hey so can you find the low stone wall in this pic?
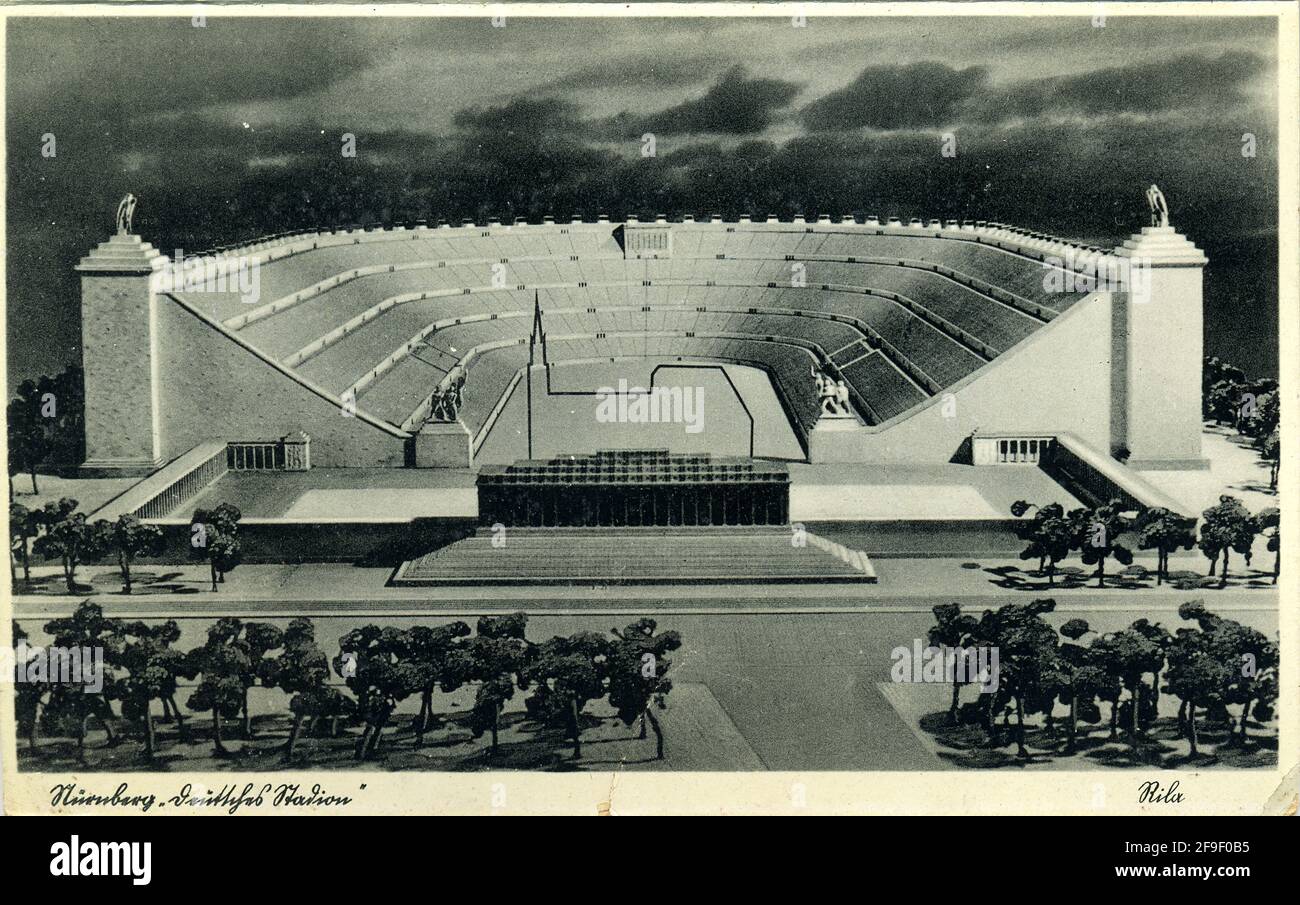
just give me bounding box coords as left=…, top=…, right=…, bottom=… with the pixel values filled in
left=143, top=517, right=474, bottom=566
left=803, top=519, right=1024, bottom=558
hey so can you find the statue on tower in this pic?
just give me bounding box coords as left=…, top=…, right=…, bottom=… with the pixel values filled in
left=1146, top=184, right=1169, bottom=228
left=116, top=193, right=137, bottom=235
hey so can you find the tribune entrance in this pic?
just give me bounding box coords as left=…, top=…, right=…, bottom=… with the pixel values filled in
left=476, top=449, right=790, bottom=528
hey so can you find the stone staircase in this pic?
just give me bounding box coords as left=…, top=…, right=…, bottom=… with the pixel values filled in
left=391, top=526, right=876, bottom=586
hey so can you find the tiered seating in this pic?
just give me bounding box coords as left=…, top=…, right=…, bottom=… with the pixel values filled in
left=174, top=228, right=624, bottom=326
left=187, top=222, right=1100, bottom=441
left=838, top=353, right=929, bottom=424
left=765, top=231, right=1085, bottom=311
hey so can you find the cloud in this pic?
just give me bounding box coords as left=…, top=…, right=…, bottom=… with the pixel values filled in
left=801, top=63, right=991, bottom=131
left=538, top=53, right=733, bottom=92
left=609, top=66, right=802, bottom=137
left=452, top=97, right=588, bottom=138
left=7, top=18, right=384, bottom=115
left=798, top=51, right=1269, bottom=133
left=970, top=51, right=1269, bottom=120
left=4, top=17, right=1281, bottom=385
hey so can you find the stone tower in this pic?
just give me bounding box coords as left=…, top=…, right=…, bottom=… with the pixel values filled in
left=76, top=232, right=170, bottom=475
left=1111, top=223, right=1210, bottom=470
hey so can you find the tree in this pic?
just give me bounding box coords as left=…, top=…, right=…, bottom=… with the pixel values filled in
left=101, top=515, right=166, bottom=595
left=195, top=502, right=243, bottom=537
left=1254, top=507, right=1280, bottom=585
left=405, top=620, right=472, bottom=746
left=206, top=536, right=242, bottom=592
left=607, top=618, right=682, bottom=759
left=524, top=632, right=609, bottom=759
left=927, top=603, right=979, bottom=723
left=1198, top=495, right=1256, bottom=587
left=1202, top=357, right=1246, bottom=420
left=1241, top=388, right=1280, bottom=443
left=41, top=602, right=125, bottom=761
left=237, top=622, right=284, bottom=737
left=445, top=613, right=530, bottom=755
left=49, top=364, right=86, bottom=464
left=118, top=620, right=188, bottom=757
left=1089, top=627, right=1164, bottom=752
left=1260, top=429, right=1280, bottom=491
left=1135, top=507, right=1197, bottom=585
left=1128, top=618, right=1171, bottom=728
left=183, top=618, right=251, bottom=755
left=966, top=600, right=1059, bottom=757
left=191, top=504, right=243, bottom=591
left=1177, top=598, right=1220, bottom=631
left=1093, top=664, right=1126, bottom=741
left=1204, top=379, right=1243, bottom=427
left=1010, top=501, right=1073, bottom=585
left=7, top=378, right=56, bottom=494
left=334, top=626, right=422, bottom=760
left=263, top=619, right=354, bottom=763
left=1211, top=619, right=1278, bottom=745
left=1057, top=619, right=1103, bottom=754
left=1070, top=500, right=1135, bottom=589
left=9, top=501, right=38, bottom=583
left=12, top=621, right=48, bottom=749
left=991, top=600, right=1062, bottom=758
left=32, top=499, right=105, bottom=592
left=1164, top=626, right=1229, bottom=757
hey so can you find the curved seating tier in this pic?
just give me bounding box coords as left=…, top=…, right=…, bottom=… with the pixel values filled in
left=183, top=223, right=1096, bottom=441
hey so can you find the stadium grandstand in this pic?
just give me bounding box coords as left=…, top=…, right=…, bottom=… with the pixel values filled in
left=76, top=210, right=1208, bottom=576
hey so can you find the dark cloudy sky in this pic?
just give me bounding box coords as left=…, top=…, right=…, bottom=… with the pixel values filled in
left=5, top=14, right=1281, bottom=384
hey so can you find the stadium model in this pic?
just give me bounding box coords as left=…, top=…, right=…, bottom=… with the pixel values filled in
left=73, top=205, right=1211, bottom=580
left=7, top=10, right=1285, bottom=786
left=82, top=211, right=1207, bottom=473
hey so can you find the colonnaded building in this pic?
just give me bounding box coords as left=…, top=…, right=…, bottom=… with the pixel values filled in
left=77, top=197, right=1208, bottom=582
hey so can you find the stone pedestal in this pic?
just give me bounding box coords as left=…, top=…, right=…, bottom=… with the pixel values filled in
left=76, top=233, right=171, bottom=476
left=413, top=421, right=473, bottom=468
left=807, top=411, right=870, bottom=463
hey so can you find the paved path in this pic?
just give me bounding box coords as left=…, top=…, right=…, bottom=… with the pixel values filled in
left=9, top=547, right=1279, bottom=614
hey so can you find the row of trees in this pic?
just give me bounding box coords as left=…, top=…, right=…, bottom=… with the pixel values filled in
left=13, top=604, right=683, bottom=765
left=9, top=501, right=165, bottom=593
left=9, top=499, right=243, bottom=593
left=1202, top=355, right=1280, bottom=489
left=7, top=364, right=85, bottom=495
left=929, top=599, right=1277, bottom=759
left=1010, top=494, right=1279, bottom=588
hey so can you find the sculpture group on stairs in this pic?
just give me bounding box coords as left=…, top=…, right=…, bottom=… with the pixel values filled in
left=426, top=372, right=466, bottom=424
left=811, top=363, right=852, bottom=417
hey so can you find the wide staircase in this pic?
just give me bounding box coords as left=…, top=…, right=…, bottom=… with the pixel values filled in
left=391, top=526, right=876, bottom=586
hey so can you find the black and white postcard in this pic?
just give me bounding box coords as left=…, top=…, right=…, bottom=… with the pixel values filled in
left=2, top=1, right=1296, bottom=817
